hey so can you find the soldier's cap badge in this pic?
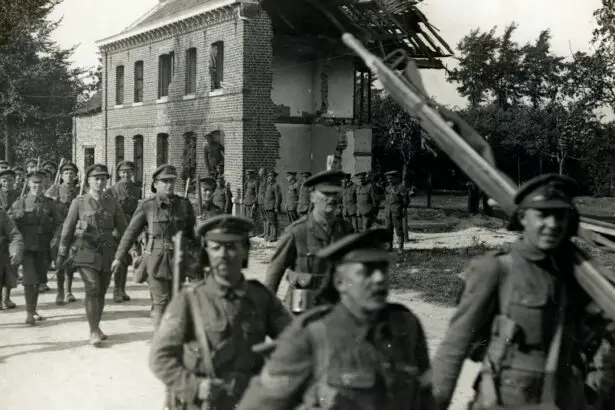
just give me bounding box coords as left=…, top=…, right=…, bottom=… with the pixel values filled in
left=303, top=170, right=345, bottom=193
left=195, top=215, right=254, bottom=242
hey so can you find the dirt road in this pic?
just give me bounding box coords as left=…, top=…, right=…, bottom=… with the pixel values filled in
left=0, top=242, right=478, bottom=410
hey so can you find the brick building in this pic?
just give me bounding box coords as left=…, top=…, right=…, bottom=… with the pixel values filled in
left=74, top=0, right=450, bottom=199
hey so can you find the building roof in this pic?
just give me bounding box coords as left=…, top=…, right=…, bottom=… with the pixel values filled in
left=73, top=91, right=102, bottom=116
left=125, top=0, right=215, bottom=32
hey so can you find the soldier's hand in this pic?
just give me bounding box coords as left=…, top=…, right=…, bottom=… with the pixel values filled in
left=198, top=378, right=225, bottom=402
left=55, top=255, right=66, bottom=270
left=111, top=259, right=123, bottom=273
left=129, top=250, right=139, bottom=260
left=10, top=253, right=21, bottom=266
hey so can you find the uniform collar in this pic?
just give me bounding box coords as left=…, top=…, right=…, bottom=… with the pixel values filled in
left=511, top=239, right=549, bottom=261
left=331, top=302, right=373, bottom=339
left=156, top=194, right=173, bottom=206
left=205, top=273, right=247, bottom=299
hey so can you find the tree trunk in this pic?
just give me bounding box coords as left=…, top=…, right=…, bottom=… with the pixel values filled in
left=426, top=170, right=432, bottom=208
left=3, top=114, right=8, bottom=163
left=538, top=155, right=543, bottom=174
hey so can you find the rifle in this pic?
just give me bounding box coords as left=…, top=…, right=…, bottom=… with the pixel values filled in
left=196, top=176, right=203, bottom=217
left=172, top=232, right=183, bottom=298
left=342, top=33, right=615, bottom=320
left=54, top=158, right=65, bottom=185
left=184, top=177, right=191, bottom=197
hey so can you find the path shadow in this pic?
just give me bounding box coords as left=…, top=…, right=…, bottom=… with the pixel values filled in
left=38, top=297, right=152, bottom=310
left=0, top=309, right=150, bottom=328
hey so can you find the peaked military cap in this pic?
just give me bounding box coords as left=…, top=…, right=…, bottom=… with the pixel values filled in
left=27, top=170, right=47, bottom=181
left=317, top=228, right=392, bottom=264
left=200, top=177, right=216, bottom=190
left=152, top=164, right=177, bottom=180
left=41, top=160, right=58, bottom=170
left=116, top=160, right=136, bottom=172
left=303, top=170, right=345, bottom=193
left=0, top=169, right=16, bottom=178
left=287, top=171, right=297, bottom=176
left=245, top=169, right=256, bottom=174
left=61, top=162, right=78, bottom=173
left=384, top=170, right=399, bottom=177
left=39, top=168, right=53, bottom=178
left=12, top=166, right=25, bottom=173
left=85, top=164, right=110, bottom=179
left=25, top=159, right=38, bottom=167
left=195, top=215, right=254, bottom=241
left=268, top=170, right=278, bottom=177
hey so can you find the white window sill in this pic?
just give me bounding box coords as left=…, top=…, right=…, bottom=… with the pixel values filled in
left=209, top=89, right=224, bottom=97
left=183, top=94, right=196, bottom=100
left=156, top=97, right=169, bottom=104
left=132, top=102, right=144, bottom=107
left=114, top=104, right=124, bottom=109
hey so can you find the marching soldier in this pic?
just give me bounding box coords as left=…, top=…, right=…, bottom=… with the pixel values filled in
left=46, top=161, right=80, bottom=304
left=383, top=170, right=410, bottom=253
left=13, top=166, right=25, bottom=190
left=41, top=160, right=58, bottom=179
left=238, top=228, right=434, bottom=410
left=109, top=160, right=142, bottom=303
left=263, top=170, right=282, bottom=242
left=0, top=169, right=19, bottom=210
left=263, top=170, right=354, bottom=314
left=197, top=177, right=222, bottom=220
left=25, top=159, right=37, bottom=174
left=285, top=171, right=299, bottom=224
left=212, top=175, right=229, bottom=214
left=0, top=207, right=23, bottom=311
left=149, top=215, right=292, bottom=410
left=243, top=169, right=259, bottom=222
left=57, top=164, right=128, bottom=346
left=356, top=171, right=378, bottom=232
left=112, top=164, right=196, bottom=330
left=341, top=173, right=358, bottom=232
left=297, top=171, right=313, bottom=217
left=0, top=160, right=10, bottom=171
left=9, top=170, right=63, bottom=324
left=257, top=167, right=268, bottom=237
left=432, top=174, right=615, bottom=410
left=39, top=168, right=53, bottom=190
left=224, top=181, right=233, bottom=214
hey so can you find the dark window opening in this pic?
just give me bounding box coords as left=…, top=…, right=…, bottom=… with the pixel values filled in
left=158, top=54, right=173, bottom=98
left=133, top=135, right=144, bottom=184
left=115, top=135, right=125, bottom=164
left=185, top=48, right=197, bottom=95
left=116, top=65, right=125, bottom=105
left=353, top=59, right=372, bottom=126
left=134, top=61, right=144, bottom=102
left=84, top=147, right=95, bottom=170
left=182, top=132, right=197, bottom=182
left=210, top=42, right=224, bottom=90
left=157, top=133, right=169, bottom=166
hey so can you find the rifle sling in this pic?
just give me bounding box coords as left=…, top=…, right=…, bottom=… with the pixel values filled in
left=186, top=289, right=217, bottom=380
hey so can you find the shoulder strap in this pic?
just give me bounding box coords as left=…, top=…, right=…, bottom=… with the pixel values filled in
left=185, top=289, right=216, bottom=379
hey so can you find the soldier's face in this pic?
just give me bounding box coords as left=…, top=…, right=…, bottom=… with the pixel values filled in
left=0, top=176, right=11, bottom=190
left=62, top=170, right=76, bottom=182
left=311, top=190, right=340, bottom=218
left=119, top=169, right=133, bottom=180
left=520, top=208, right=570, bottom=251
left=202, top=188, right=212, bottom=201
left=28, top=178, right=44, bottom=195
left=205, top=240, right=248, bottom=282
left=26, top=165, right=36, bottom=173
left=155, top=178, right=175, bottom=195
left=258, top=169, right=265, bottom=177
left=88, top=176, right=107, bottom=192
left=335, top=262, right=389, bottom=312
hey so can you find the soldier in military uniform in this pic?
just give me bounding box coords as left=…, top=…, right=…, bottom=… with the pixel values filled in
left=25, top=159, right=37, bottom=174
left=9, top=170, right=63, bottom=324
left=263, top=170, right=354, bottom=314
left=341, top=173, right=358, bottom=232
left=257, top=167, right=268, bottom=237
left=41, top=160, right=58, bottom=179
left=263, top=170, right=282, bottom=242
left=0, top=207, right=23, bottom=311
left=432, top=174, right=615, bottom=410
left=57, top=164, right=127, bottom=345
left=238, top=228, right=434, bottom=410
left=109, top=160, right=142, bottom=303
left=45, top=161, right=80, bottom=304
left=0, top=169, right=19, bottom=211
left=212, top=176, right=229, bottom=214
left=197, top=177, right=222, bottom=220
left=224, top=181, right=233, bottom=214
left=149, top=215, right=292, bottom=410
left=0, top=160, right=9, bottom=171
left=383, top=170, right=410, bottom=253
left=243, top=169, right=258, bottom=222
left=112, top=164, right=196, bottom=330
left=356, top=171, right=377, bottom=232
left=297, top=171, right=313, bottom=217
left=203, top=131, right=225, bottom=178
left=13, top=166, right=25, bottom=190
left=285, top=171, right=299, bottom=224
left=39, top=168, right=53, bottom=190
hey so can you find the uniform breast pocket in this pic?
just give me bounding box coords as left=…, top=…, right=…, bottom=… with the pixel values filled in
left=319, top=367, right=379, bottom=410
left=507, top=289, right=549, bottom=347
left=82, top=211, right=97, bottom=225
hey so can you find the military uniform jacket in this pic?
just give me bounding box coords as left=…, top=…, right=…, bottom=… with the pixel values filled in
left=264, top=182, right=282, bottom=211
left=384, top=183, right=409, bottom=216
left=114, top=194, right=196, bottom=280
left=109, top=180, right=142, bottom=220
left=432, top=240, right=592, bottom=408
left=356, top=183, right=377, bottom=216
left=149, top=275, right=292, bottom=410
left=0, top=189, right=19, bottom=211
left=0, top=209, right=23, bottom=269
left=286, top=181, right=299, bottom=212
left=46, top=183, right=79, bottom=218
left=237, top=303, right=433, bottom=410
left=10, top=194, right=63, bottom=252
left=264, top=214, right=354, bottom=292
left=58, top=192, right=128, bottom=272
left=257, top=178, right=267, bottom=205
left=212, top=187, right=229, bottom=213
left=297, top=184, right=313, bottom=214
left=199, top=202, right=223, bottom=220
left=342, top=184, right=357, bottom=216
left=244, top=179, right=259, bottom=206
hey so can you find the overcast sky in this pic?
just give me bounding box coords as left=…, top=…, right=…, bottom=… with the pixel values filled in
left=50, top=0, right=603, bottom=108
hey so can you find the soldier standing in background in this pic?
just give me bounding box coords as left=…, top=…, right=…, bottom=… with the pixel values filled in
left=212, top=175, right=229, bottom=214
left=341, top=173, right=358, bottom=232
left=238, top=228, right=434, bottom=410
left=285, top=171, right=299, bottom=224
left=263, top=170, right=354, bottom=314
left=13, top=166, right=25, bottom=190
left=39, top=168, right=53, bottom=190
left=203, top=131, right=224, bottom=178
left=0, top=160, right=9, bottom=171
left=224, top=181, right=233, bottom=214
left=41, top=160, right=58, bottom=179
left=257, top=167, right=268, bottom=237
left=196, top=177, right=222, bottom=220
left=243, top=169, right=259, bottom=223
left=0, top=169, right=19, bottom=211
left=109, top=161, right=141, bottom=303
left=0, top=207, right=23, bottom=311
left=297, top=171, right=313, bottom=217
left=111, top=164, right=196, bottom=330
left=25, top=159, right=37, bottom=174
left=264, top=170, right=282, bottom=242
left=45, top=162, right=80, bottom=304
left=383, top=170, right=410, bottom=254
left=356, top=171, right=377, bottom=232
left=10, top=170, right=63, bottom=324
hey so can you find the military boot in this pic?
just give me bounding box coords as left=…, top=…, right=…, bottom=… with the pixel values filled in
left=113, top=288, right=123, bottom=303
left=55, top=289, right=66, bottom=305
left=2, top=288, right=16, bottom=309
left=268, top=226, right=278, bottom=243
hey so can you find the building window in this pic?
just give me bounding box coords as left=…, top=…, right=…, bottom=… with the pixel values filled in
left=116, top=65, right=125, bottom=105
left=181, top=132, right=197, bottom=181
left=134, top=61, right=144, bottom=103
left=353, top=59, right=372, bottom=126
left=185, top=48, right=197, bottom=95
left=133, top=135, right=144, bottom=184
left=157, top=133, right=169, bottom=166
left=84, top=147, right=95, bottom=170
left=115, top=135, right=124, bottom=165
left=210, top=41, right=224, bottom=90
left=158, top=53, right=174, bottom=98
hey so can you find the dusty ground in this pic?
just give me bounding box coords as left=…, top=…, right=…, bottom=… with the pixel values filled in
left=0, top=228, right=516, bottom=410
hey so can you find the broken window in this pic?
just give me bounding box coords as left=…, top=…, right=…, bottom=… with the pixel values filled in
left=158, top=53, right=173, bottom=98
left=210, top=41, right=224, bottom=90
left=115, top=65, right=124, bottom=105
left=185, top=48, right=197, bottom=95
left=115, top=135, right=125, bottom=164
left=134, top=61, right=144, bottom=102
left=157, top=133, right=169, bottom=166
left=353, top=59, right=372, bottom=126
left=133, top=135, right=144, bottom=184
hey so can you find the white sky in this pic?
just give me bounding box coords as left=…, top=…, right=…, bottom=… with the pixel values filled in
left=50, top=0, right=602, bottom=108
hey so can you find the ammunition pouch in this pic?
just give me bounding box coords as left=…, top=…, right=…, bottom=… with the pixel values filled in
left=286, top=270, right=326, bottom=314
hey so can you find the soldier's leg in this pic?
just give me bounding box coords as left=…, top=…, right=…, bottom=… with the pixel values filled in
left=351, top=215, right=359, bottom=232
left=79, top=267, right=104, bottom=345
left=259, top=206, right=268, bottom=238
left=269, top=211, right=279, bottom=242
left=55, top=267, right=66, bottom=305
left=264, top=210, right=273, bottom=241
left=393, top=216, right=404, bottom=252
left=22, top=252, right=40, bottom=324
left=65, top=268, right=76, bottom=302
left=385, top=214, right=394, bottom=250
left=97, top=270, right=113, bottom=334
left=2, top=266, right=17, bottom=309
left=113, top=261, right=126, bottom=303
left=121, top=254, right=131, bottom=301
left=148, top=276, right=171, bottom=330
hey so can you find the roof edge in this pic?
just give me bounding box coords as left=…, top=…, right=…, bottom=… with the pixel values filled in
left=122, top=2, right=165, bottom=32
